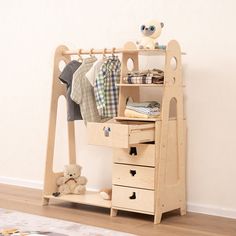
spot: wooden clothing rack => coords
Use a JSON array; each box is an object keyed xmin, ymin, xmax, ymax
[{"xmin": 42, "ymin": 40, "xmax": 186, "ymax": 224}]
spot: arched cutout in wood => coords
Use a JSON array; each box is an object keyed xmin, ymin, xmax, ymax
[
  {"xmin": 170, "ymin": 56, "xmax": 177, "ymax": 71},
  {"xmin": 169, "ymin": 97, "xmax": 177, "ymax": 118},
  {"xmin": 59, "ymin": 60, "xmax": 66, "ymax": 72},
  {"xmin": 127, "ymin": 58, "xmax": 134, "ymax": 71}
]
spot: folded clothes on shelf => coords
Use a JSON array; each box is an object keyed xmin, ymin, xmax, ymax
[
  {"xmin": 125, "ymin": 100, "xmax": 161, "ymax": 118},
  {"xmin": 123, "ymin": 69, "xmax": 164, "ymax": 84},
  {"xmin": 126, "ymin": 106, "xmax": 160, "ymax": 116},
  {"xmin": 124, "ymin": 109, "xmax": 159, "ymax": 118},
  {"xmin": 127, "ymin": 100, "xmax": 160, "ymax": 109}
]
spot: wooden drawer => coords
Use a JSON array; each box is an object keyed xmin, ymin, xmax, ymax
[
  {"xmin": 87, "ymin": 121, "xmax": 155, "ymax": 148},
  {"xmin": 112, "ymin": 185, "xmax": 154, "ymax": 214},
  {"xmin": 113, "ymin": 144, "xmax": 156, "ymax": 167},
  {"xmin": 113, "ymin": 164, "xmax": 155, "ymax": 189}
]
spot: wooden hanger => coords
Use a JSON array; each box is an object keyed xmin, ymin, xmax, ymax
[{"xmin": 77, "ymin": 49, "xmax": 83, "ymax": 62}]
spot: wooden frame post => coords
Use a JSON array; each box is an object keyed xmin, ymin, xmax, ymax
[{"xmin": 42, "ymin": 45, "xmax": 76, "ymax": 205}]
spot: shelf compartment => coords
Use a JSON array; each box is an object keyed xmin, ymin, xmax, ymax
[{"xmin": 44, "ymin": 191, "xmax": 111, "ymax": 208}]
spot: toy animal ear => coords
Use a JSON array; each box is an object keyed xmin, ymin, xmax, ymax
[{"xmin": 161, "ymin": 22, "xmax": 164, "ymax": 28}]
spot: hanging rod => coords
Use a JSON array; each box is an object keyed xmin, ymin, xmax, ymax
[
  {"xmin": 63, "ymin": 48, "xmax": 124, "ymax": 55},
  {"xmin": 62, "ymin": 44, "xmax": 186, "ymax": 56},
  {"xmin": 62, "ymin": 48, "xmax": 187, "ymax": 56},
  {"xmin": 61, "ymin": 48, "xmax": 176, "ymax": 56}
]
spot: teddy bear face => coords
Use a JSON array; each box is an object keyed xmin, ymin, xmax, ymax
[
  {"xmin": 64, "ymin": 164, "xmax": 81, "ymax": 179},
  {"xmin": 140, "ymin": 20, "xmax": 164, "ymax": 39}
]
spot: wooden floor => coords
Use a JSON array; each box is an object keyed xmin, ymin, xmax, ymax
[{"xmin": 0, "ymin": 184, "xmax": 235, "ymax": 236}]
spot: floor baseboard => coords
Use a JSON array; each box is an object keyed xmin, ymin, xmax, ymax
[
  {"xmin": 1, "ymin": 176, "xmax": 236, "ymax": 219},
  {"xmin": 187, "ymin": 202, "xmax": 236, "ymax": 219},
  {"xmin": 0, "ymin": 176, "xmax": 43, "ymax": 189}
]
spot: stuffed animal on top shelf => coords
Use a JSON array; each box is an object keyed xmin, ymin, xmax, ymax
[
  {"xmin": 136, "ymin": 19, "xmax": 164, "ymax": 49},
  {"xmin": 53, "ymin": 164, "xmax": 87, "ymax": 196}
]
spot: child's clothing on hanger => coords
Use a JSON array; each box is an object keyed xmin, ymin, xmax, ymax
[
  {"xmin": 71, "ymin": 57, "xmax": 101, "ymax": 125},
  {"xmin": 59, "ymin": 60, "xmax": 82, "ymax": 121},
  {"xmin": 86, "ymin": 58, "xmax": 104, "ymax": 86},
  {"xmin": 94, "ymin": 56, "xmax": 121, "ymax": 118}
]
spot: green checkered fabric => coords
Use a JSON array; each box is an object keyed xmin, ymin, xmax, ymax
[{"xmin": 94, "ymin": 56, "xmax": 121, "ymax": 118}]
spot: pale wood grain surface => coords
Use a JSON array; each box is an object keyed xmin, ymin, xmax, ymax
[{"xmin": 0, "ymin": 184, "xmax": 235, "ymax": 236}]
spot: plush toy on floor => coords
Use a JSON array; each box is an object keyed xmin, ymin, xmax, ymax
[
  {"xmin": 99, "ymin": 188, "xmax": 112, "ymax": 200},
  {"xmin": 53, "ymin": 164, "xmax": 87, "ymax": 196},
  {"xmin": 136, "ymin": 19, "xmax": 164, "ymax": 49}
]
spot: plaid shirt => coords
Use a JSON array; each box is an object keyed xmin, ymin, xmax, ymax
[
  {"xmin": 70, "ymin": 57, "xmax": 101, "ymax": 125},
  {"xmin": 94, "ymin": 56, "xmax": 121, "ymax": 118}
]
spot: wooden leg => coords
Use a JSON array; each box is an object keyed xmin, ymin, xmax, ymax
[
  {"xmin": 110, "ymin": 208, "xmax": 118, "ymax": 217},
  {"xmin": 42, "ymin": 197, "xmax": 50, "ymax": 206},
  {"xmin": 180, "ymin": 207, "xmax": 186, "ymax": 216},
  {"xmin": 154, "ymin": 212, "xmax": 162, "ymax": 224}
]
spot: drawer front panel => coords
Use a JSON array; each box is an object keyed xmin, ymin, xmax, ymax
[
  {"xmin": 87, "ymin": 122, "xmax": 129, "ymax": 148},
  {"xmin": 112, "ymin": 185, "xmax": 154, "ymax": 213},
  {"xmin": 87, "ymin": 122, "xmax": 155, "ymax": 148},
  {"xmin": 113, "ymin": 144, "xmax": 156, "ymax": 167},
  {"xmin": 113, "ymin": 164, "xmax": 155, "ymax": 189}
]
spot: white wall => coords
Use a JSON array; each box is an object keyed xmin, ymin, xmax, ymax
[{"xmin": 1, "ymin": 0, "xmax": 236, "ymax": 218}]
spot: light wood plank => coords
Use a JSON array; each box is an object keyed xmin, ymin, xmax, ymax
[
  {"xmin": 112, "ymin": 164, "xmax": 155, "ymax": 189},
  {"xmin": 1, "ymin": 184, "xmax": 236, "ymax": 236},
  {"xmin": 44, "ymin": 191, "xmax": 111, "ymax": 208}
]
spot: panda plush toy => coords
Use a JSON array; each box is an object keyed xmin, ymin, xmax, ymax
[{"xmin": 136, "ymin": 19, "xmax": 164, "ymax": 49}]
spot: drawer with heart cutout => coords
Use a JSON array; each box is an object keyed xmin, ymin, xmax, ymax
[{"xmin": 112, "ymin": 163, "xmax": 155, "ymax": 189}]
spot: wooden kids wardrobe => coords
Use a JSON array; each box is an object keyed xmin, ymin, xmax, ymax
[{"xmin": 43, "ymin": 40, "xmax": 186, "ymax": 224}]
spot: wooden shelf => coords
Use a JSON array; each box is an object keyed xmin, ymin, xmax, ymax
[
  {"xmin": 115, "ymin": 116, "xmax": 160, "ymax": 122},
  {"xmin": 117, "ymin": 83, "xmax": 186, "ymax": 88},
  {"xmin": 124, "ymin": 49, "xmax": 186, "ymax": 56},
  {"xmin": 116, "ymin": 83, "xmax": 164, "ymax": 87},
  {"xmin": 128, "ymin": 49, "xmax": 166, "ymax": 55},
  {"xmin": 44, "ymin": 191, "xmax": 111, "ymax": 209}
]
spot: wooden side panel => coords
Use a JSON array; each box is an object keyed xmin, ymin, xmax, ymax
[
  {"xmin": 154, "ymin": 40, "xmax": 186, "ymax": 224},
  {"xmin": 118, "ymin": 42, "xmax": 140, "ymax": 117},
  {"xmin": 43, "ymin": 45, "xmax": 75, "ymax": 203}
]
